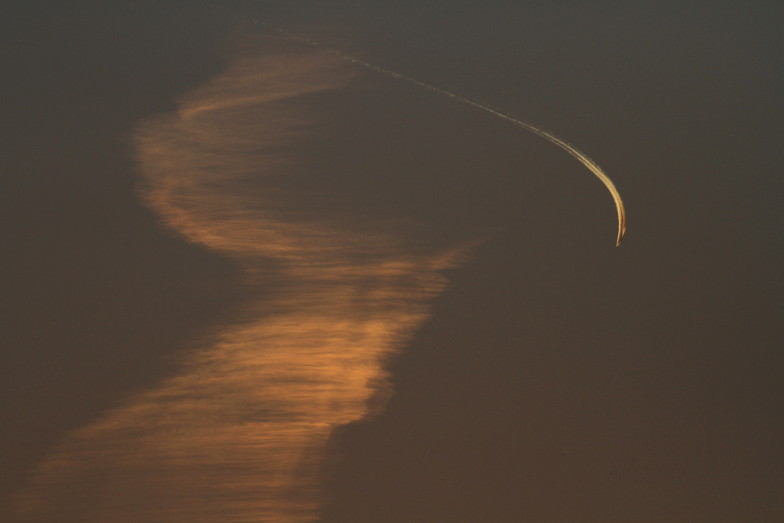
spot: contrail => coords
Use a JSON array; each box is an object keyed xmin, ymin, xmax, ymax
[{"xmin": 292, "ymin": 33, "xmax": 627, "ymax": 246}]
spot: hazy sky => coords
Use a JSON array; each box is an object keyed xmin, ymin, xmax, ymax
[{"xmin": 3, "ymin": 1, "xmax": 782, "ymax": 522}]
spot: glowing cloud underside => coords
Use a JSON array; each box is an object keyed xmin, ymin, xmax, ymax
[{"xmin": 14, "ymin": 48, "xmax": 465, "ymax": 522}]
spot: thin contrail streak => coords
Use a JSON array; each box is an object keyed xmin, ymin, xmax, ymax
[{"xmin": 293, "ymin": 33, "xmax": 627, "ymax": 246}]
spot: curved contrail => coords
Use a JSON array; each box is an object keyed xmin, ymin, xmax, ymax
[{"xmin": 292, "ymin": 34, "xmax": 627, "ymax": 246}]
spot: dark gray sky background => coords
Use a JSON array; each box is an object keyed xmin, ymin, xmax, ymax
[
  {"xmin": 2, "ymin": 1, "xmax": 244, "ymax": 515},
  {"xmin": 2, "ymin": 1, "xmax": 782, "ymax": 521}
]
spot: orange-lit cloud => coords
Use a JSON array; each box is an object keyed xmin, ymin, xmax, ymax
[{"xmin": 14, "ymin": 41, "xmax": 467, "ymax": 522}]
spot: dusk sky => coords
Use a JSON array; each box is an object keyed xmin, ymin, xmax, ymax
[{"xmin": 2, "ymin": 2, "xmax": 782, "ymax": 522}]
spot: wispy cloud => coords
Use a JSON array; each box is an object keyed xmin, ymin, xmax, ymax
[{"xmin": 14, "ymin": 40, "xmax": 467, "ymax": 522}]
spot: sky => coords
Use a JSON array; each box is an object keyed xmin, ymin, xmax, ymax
[{"xmin": 2, "ymin": 1, "xmax": 782, "ymax": 522}]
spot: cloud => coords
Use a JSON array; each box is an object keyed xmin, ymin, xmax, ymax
[{"xmin": 14, "ymin": 39, "xmax": 467, "ymax": 522}]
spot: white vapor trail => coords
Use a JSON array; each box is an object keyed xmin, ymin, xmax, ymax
[{"xmin": 292, "ymin": 33, "xmax": 627, "ymax": 246}]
